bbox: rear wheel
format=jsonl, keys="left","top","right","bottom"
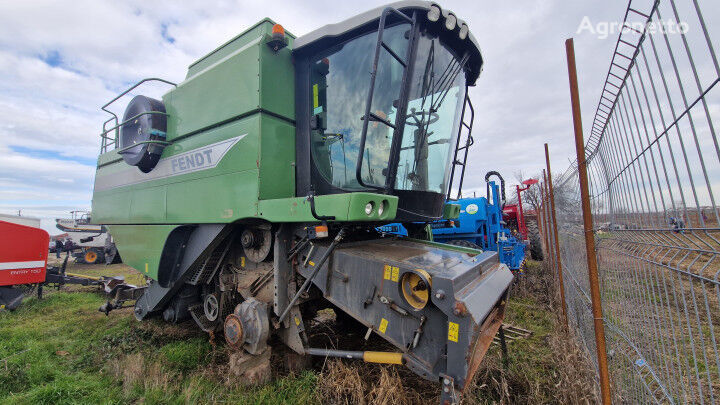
{"left": 526, "top": 220, "right": 543, "bottom": 260}
{"left": 447, "top": 239, "right": 482, "bottom": 250}
{"left": 83, "top": 248, "right": 104, "bottom": 264}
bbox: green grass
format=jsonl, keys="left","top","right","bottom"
{"left": 0, "top": 260, "right": 592, "bottom": 404}
{"left": 0, "top": 280, "right": 319, "bottom": 405}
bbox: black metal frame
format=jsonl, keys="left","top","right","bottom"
{"left": 447, "top": 88, "right": 474, "bottom": 200}
{"left": 99, "top": 78, "right": 176, "bottom": 153}
{"left": 355, "top": 7, "right": 417, "bottom": 191}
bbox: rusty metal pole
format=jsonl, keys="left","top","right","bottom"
{"left": 541, "top": 177, "right": 554, "bottom": 275}
{"left": 565, "top": 37, "right": 612, "bottom": 405}
{"left": 540, "top": 172, "right": 551, "bottom": 266}
{"left": 544, "top": 144, "right": 568, "bottom": 331}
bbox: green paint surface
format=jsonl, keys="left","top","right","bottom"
{"left": 90, "top": 18, "right": 400, "bottom": 278}
{"left": 107, "top": 225, "right": 177, "bottom": 279}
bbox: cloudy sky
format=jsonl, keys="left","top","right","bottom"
{"left": 1, "top": 0, "right": 716, "bottom": 234}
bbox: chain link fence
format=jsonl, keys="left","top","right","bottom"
{"left": 541, "top": 0, "right": 720, "bottom": 402}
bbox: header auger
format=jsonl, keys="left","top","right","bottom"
{"left": 91, "top": 2, "right": 512, "bottom": 403}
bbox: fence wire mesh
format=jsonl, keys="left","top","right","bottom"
{"left": 542, "top": 0, "right": 720, "bottom": 403}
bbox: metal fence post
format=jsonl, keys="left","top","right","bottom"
{"left": 544, "top": 145, "right": 568, "bottom": 331}
{"left": 541, "top": 173, "right": 553, "bottom": 273}
{"left": 539, "top": 173, "right": 550, "bottom": 262}
{"left": 565, "top": 37, "right": 612, "bottom": 405}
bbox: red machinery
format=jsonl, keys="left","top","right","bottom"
{"left": 502, "top": 178, "right": 539, "bottom": 241}
{"left": 0, "top": 220, "right": 50, "bottom": 309}
{"left": 0, "top": 220, "right": 141, "bottom": 311}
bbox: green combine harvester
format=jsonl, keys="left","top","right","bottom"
{"left": 92, "top": 2, "right": 512, "bottom": 402}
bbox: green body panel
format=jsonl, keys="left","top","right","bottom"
{"left": 257, "top": 193, "right": 398, "bottom": 222}
{"left": 97, "top": 149, "right": 121, "bottom": 167}
{"left": 186, "top": 19, "right": 295, "bottom": 80}
{"left": 90, "top": 18, "right": 397, "bottom": 278}
{"left": 103, "top": 192, "right": 397, "bottom": 278}
{"left": 166, "top": 44, "right": 262, "bottom": 139}
{"left": 107, "top": 224, "right": 177, "bottom": 279}
{"left": 257, "top": 116, "right": 296, "bottom": 200}
{"left": 93, "top": 116, "right": 261, "bottom": 224}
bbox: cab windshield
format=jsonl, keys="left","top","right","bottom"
{"left": 309, "top": 26, "right": 466, "bottom": 194}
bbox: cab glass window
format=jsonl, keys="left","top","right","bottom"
{"left": 309, "top": 23, "right": 410, "bottom": 189}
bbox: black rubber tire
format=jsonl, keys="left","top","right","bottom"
{"left": 447, "top": 239, "right": 482, "bottom": 250}
{"left": 81, "top": 248, "right": 104, "bottom": 265}
{"left": 120, "top": 95, "right": 167, "bottom": 173}
{"left": 526, "top": 220, "right": 544, "bottom": 260}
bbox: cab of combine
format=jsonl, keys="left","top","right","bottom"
{"left": 91, "top": 2, "right": 511, "bottom": 403}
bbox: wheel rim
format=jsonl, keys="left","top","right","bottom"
{"left": 85, "top": 251, "right": 97, "bottom": 263}
{"left": 204, "top": 294, "right": 219, "bottom": 321}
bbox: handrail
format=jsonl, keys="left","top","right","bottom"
{"left": 116, "top": 140, "right": 172, "bottom": 155}
{"left": 101, "top": 116, "right": 119, "bottom": 153}
{"left": 100, "top": 111, "right": 170, "bottom": 137}
{"left": 99, "top": 78, "right": 176, "bottom": 154}
{"left": 101, "top": 77, "right": 176, "bottom": 120}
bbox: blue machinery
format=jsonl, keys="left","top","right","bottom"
{"left": 381, "top": 173, "right": 527, "bottom": 271}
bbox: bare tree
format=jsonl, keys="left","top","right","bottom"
{"left": 510, "top": 170, "right": 542, "bottom": 213}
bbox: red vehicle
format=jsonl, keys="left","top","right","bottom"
{"left": 502, "top": 178, "right": 543, "bottom": 260}
{"left": 0, "top": 220, "right": 49, "bottom": 310}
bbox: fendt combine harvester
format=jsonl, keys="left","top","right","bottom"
{"left": 92, "top": 2, "right": 512, "bottom": 402}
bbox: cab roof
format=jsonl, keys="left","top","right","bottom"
{"left": 294, "top": 1, "right": 483, "bottom": 85}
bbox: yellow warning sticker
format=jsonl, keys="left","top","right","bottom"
{"left": 383, "top": 265, "right": 400, "bottom": 282}
{"left": 294, "top": 317, "right": 301, "bottom": 326}
{"left": 309, "top": 260, "right": 315, "bottom": 267}
{"left": 379, "top": 318, "right": 389, "bottom": 334}
{"left": 448, "top": 322, "right": 459, "bottom": 342}
{"left": 313, "top": 84, "right": 319, "bottom": 108}
{"left": 241, "top": 257, "right": 246, "bottom": 267}
{"left": 144, "top": 263, "right": 149, "bottom": 274}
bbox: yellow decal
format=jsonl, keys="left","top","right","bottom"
{"left": 241, "top": 257, "right": 246, "bottom": 267}
{"left": 383, "top": 265, "right": 399, "bottom": 282}
{"left": 313, "top": 84, "right": 319, "bottom": 108}
{"left": 294, "top": 317, "right": 301, "bottom": 326}
{"left": 144, "top": 263, "right": 148, "bottom": 274}
{"left": 448, "top": 322, "right": 459, "bottom": 342}
{"left": 309, "top": 260, "right": 315, "bottom": 267}
{"left": 378, "top": 318, "right": 389, "bottom": 334}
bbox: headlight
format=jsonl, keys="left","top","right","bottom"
{"left": 445, "top": 13, "right": 457, "bottom": 30}
{"left": 378, "top": 200, "right": 386, "bottom": 216}
{"left": 427, "top": 5, "right": 441, "bottom": 22}
{"left": 364, "top": 202, "right": 374, "bottom": 216}
{"left": 459, "top": 23, "right": 468, "bottom": 40}
{"left": 400, "top": 269, "right": 432, "bottom": 310}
